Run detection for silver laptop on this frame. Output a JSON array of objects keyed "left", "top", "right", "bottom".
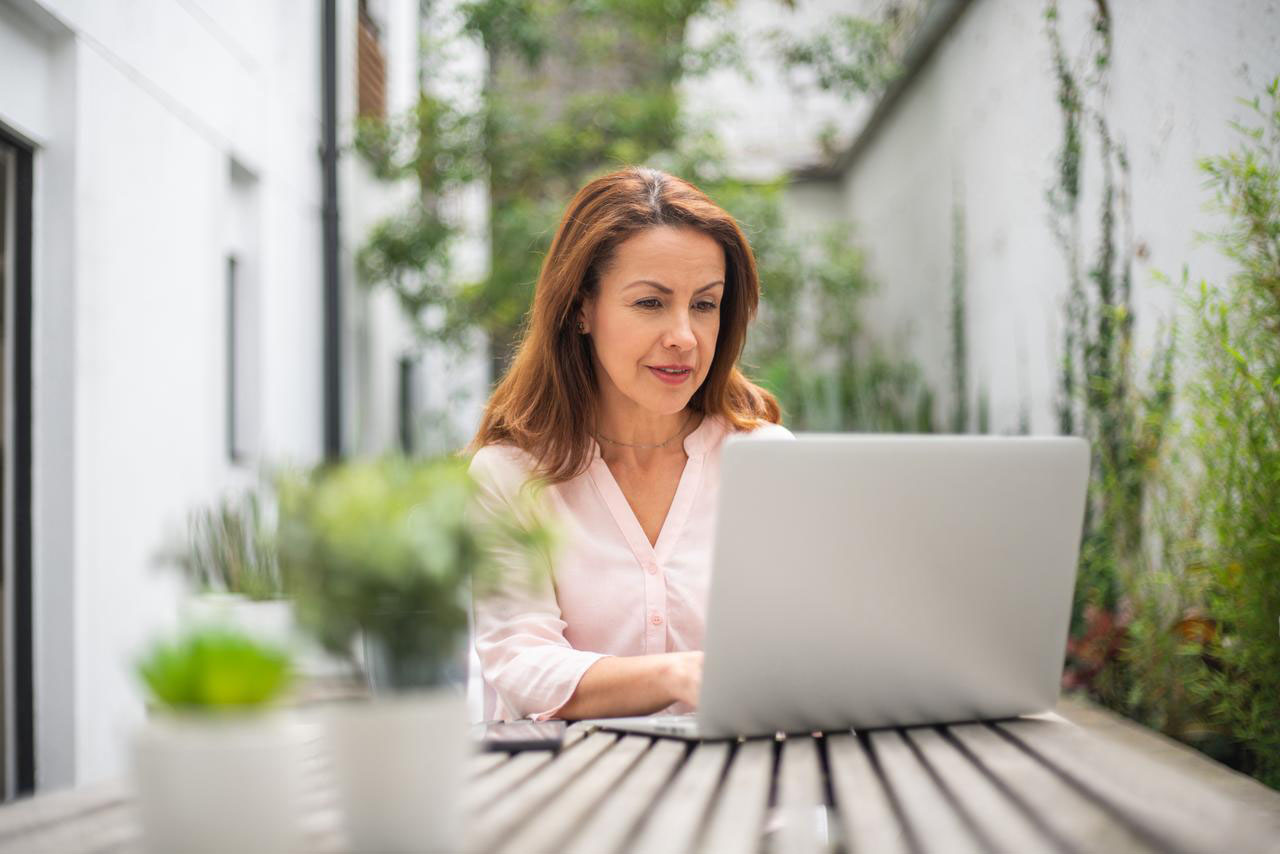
[{"left": 586, "top": 435, "right": 1089, "bottom": 739}]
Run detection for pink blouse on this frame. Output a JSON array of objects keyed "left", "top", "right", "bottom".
[{"left": 469, "top": 414, "right": 794, "bottom": 721}]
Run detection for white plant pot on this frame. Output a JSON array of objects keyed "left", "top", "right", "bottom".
[
  {"left": 131, "top": 713, "right": 310, "bottom": 854},
  {"left": 185, "top": 594, "right": 293, "bottom": 645},
  {"left": 326, "top": 689, "right": 469, "bottom": 853}
]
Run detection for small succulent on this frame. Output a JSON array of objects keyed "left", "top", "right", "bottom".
[{"left": 137, "top": 627, "right": 294, "bottom": 712}]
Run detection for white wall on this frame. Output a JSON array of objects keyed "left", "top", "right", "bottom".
[
  {"left": 0, "top": 0, "right": 444, "bottom": 787},
  {"left": 780, "top": 0, "right": 1280, "bottom": 433}
]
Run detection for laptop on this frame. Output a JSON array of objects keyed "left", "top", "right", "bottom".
[{"left": 585, "top": 434, "right": 1089, "bottom": 739}]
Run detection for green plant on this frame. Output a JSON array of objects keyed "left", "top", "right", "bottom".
[
  {"left": 137, "top": 627, "right": 293, "bottom": 712},
  {"left": 1183, "top": 78, "right": 1280, "bottom": 787},
  {"left": 276, "top": 455, "right": 554, "bottom": 691},
  {"left": 162, "top": 488, "right": 283, "bottom": 601}
]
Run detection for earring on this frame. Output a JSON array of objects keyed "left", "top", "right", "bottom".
[{"left": 576, "top": 321, "right": 586, "bottom": 334}]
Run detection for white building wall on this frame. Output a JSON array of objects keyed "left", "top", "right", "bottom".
[
  {"left": 787, "top": 0, "right": 1280, "bottom": 433},
  {"left": 0, "top": 0, "right": 435, "bottom": 787}
]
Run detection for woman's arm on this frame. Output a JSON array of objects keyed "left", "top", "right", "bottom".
[{"left": 553, "top": 651, "right": 702, "bottom": 720}]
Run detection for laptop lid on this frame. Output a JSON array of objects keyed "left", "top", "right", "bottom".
[{"left": 696, "top": 435, "right": 1089, "bottom": 737}]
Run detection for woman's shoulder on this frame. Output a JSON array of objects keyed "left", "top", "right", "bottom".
[
  {"left": 698, "top": 415, "right": 793, "bottom": 456},
  {"left": 468, "top": 443, "right": 540, "bottom": 494},
  {"left": 737, "top": 419, "right": 796, "bottom": 441}
]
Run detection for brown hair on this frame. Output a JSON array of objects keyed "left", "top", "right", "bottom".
[{"left": 469, "top": 166, "right": 781, "bottom": 483}]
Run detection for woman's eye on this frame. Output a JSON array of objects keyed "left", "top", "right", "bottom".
[
  {"left": 695, "top": 301, "right": 719, "bottom": 312},
  {"left": 634, "top": 298, "right": 662, "bottom": 309}
]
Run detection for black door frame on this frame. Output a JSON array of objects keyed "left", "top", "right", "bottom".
[{"left": 0, "top": 126, "right": 35, "bottom": 795}]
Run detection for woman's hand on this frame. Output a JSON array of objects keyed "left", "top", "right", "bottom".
[
  {"left": 663, "top": 651, "right": 704, "bottom": 708},
  {"left": 551, "top": 651, "right": 705, "bottom": 719}
]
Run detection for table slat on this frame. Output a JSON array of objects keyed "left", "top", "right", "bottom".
[
  {"left": 826, "top": 733, "right": 908, "bottom": 854},
  {"left": 869, "top": 729, "right": 981, "bottom": 854},
  {"left": 698, "top": 739, "right": 774, "bottom": 854},
  {"left": 494, "top": 735, "right": 651, "bottom": 854},
  {"left": 469, "top": 751, "right": 510, "bottom": 778},
  {"left": 769, "top": 737, "right": 832, "bottom": 854},
  {"left": 6, "top": 802, "right": 137, "bottom": 854},
  {"left": 0, "top": 784, "right": 129, "bottom": 845},
  {"left": 998, "top": 718, "right": 1268, "bottom": 853},
  {"left": 465, "top": 731, "right": 617, "bottom": 853},
  {"left": 948, "top": 723, "right": 1154, "bottom": 854},
  {"left": 905, "top": 727, "right": 1052, "bottom": 854},
  {"left": 630, "top": 741, "right": 729, "bottom": 854},
  {"left": 463, "top": 749, "right": 555, "bottom": 814},
  {"left": 562, "top": 737, "right": 687, "bottom": 854}
]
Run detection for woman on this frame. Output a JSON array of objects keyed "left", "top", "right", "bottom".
[{"left": 469, "top": 166, "right": 792, "bottom": 722}]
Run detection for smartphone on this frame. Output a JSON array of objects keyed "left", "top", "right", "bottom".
[{"left": 478, "top": 720, "right": 567, "bottom": 753}]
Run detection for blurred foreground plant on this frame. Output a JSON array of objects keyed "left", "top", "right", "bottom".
[
  {"left": 276, "top": 455, "right": 554, "bottom": 691},
  {"left": 137, "top": 627, "right": 293, "bottom": 712}
]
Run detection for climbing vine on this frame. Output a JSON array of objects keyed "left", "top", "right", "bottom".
[{"left": 1044, "top": 2, "right": 1175, "bottom": 690}]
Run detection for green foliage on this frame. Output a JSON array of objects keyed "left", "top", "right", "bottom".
[
  {"left": 160, "top": 488, "right": 283, "bottom": 601},
  {"left": 137, "top": 627, "right": 293, "bottom": 712},
  {"left": 770, "top": 13, "right": 901, "bottom": 100},
  {"left": 1183, "top": 79, "right": 1280, "bottom": 786},
  {"left": 276, "top": 455, "right": 554, "bottom": 690},
  {"left": 354, "top": 89, "right": 485, "bottom": 341}
]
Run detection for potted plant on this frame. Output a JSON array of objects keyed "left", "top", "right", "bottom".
[
  {"left": 160, "top": 483, "right": 353, "bottom": 678},
  {"left": 131, "top": 626, "right": 307, "bottom": 854},
  {"left": 158, "top": 485, "right": 290, "bottom": 635},
  {"left": 276, "top": 454, "right": 552, "bottom": 853}
]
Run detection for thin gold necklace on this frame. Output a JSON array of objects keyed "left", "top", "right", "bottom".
[{"left": 596, "top": 411, "right": 696, "bottom": 450}]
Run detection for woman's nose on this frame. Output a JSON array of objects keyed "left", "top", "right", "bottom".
[{"left": 663, "top": 311, "right": 697, "bottom": 350}]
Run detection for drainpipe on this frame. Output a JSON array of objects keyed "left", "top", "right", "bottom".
[{"left": 321, "top": 0, "right": 342, "bottom": 461}]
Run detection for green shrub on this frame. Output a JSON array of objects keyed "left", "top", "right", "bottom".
[
  {"left": 1184, "top": 78, "right": 1280, "bottom": 786},
  {"left": 137, "top": 627, "right": 293, "bottom": 712}
]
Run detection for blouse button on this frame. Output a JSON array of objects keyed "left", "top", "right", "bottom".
[{"left": 650, "top": 613, "right": 664, "bottom": 626}]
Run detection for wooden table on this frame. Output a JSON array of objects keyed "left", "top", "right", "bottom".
[{"left": 2, "top": 699, "right": 1277, "bottom": 853}]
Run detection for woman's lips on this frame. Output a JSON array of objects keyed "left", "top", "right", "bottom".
[{"left": 648, "top": 365, "right": 692, "bottom": 385}]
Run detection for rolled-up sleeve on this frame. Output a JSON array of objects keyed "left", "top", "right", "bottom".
[{"left": 469, "top": 446, "right": 609, "bottom": 720}]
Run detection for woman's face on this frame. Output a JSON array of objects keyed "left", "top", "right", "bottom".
[{"left": 580, "top": 226, "right": 726, "bottom": 417}]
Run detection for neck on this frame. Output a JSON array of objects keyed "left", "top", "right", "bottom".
[
  {"left": 594, "top": 398, "right": 699, "bottom": 467},
  {"left": 598, "top": 408, "right": 689, "bottom": 445}
]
